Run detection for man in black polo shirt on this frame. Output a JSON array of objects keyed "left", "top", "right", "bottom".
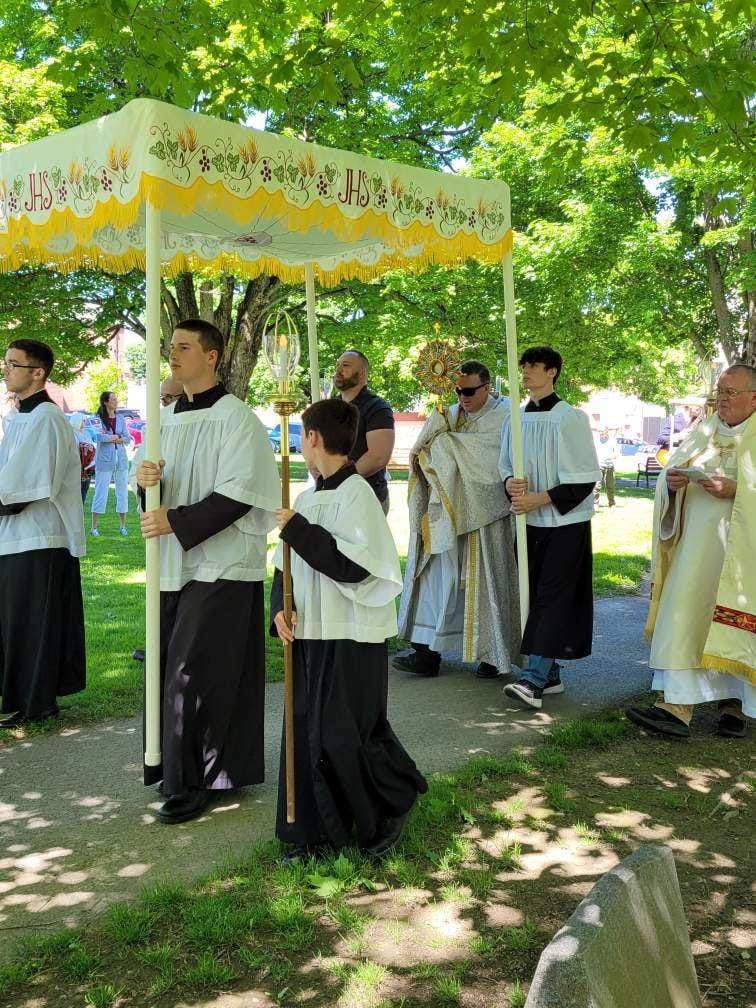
[{"left": 333, "top": 350, "right": 395, "bottom": 514}]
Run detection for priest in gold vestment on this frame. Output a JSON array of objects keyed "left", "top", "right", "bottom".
[{"left": 627, "top": 364, "right": 756, "bottom": 739}]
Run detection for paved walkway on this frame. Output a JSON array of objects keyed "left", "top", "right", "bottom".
[{"left": 0, "top": 593, "right": 651, "bottom": 956}]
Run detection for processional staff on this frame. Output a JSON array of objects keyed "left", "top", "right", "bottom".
[{"left": 263, "top": 310, "right": 301, "bottom": 824}]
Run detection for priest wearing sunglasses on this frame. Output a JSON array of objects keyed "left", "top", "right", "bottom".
[{"left": 395, "top": 361, "right": 521, "bottom": 680}]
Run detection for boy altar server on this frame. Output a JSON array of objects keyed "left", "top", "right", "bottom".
[
  {"left": 498, "top": 346, "right": 601, "bottom": 710},
  {"left": 0, "top": 340, "right": 86, "bottom": 728},
  {"left": 272, "top": 398, "right": 427, "bottom": 860},
  {"left": 137, "top": 318, "right": 280, "bottom": 824}
]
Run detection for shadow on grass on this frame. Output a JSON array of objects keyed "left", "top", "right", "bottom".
[{"left": 1, "top": 711, "right": 750, "bottom": 1008}]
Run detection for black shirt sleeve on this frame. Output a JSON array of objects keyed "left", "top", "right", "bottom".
[
  {"left": 280, "top": 512, "right": 370, "bottom": 582},
  {"left": 365, "top": 399, "right": 395, "bottom": 432},
  {"left": 270, "top": 567, "right": 284, "bottom": 637},
  {"left": 167, "top": 493, "right": 252, "bottom": 551},
  {"left": 0, "top": 502, "right": 28, "bottom": 515},
  {"left": 547, "top": 482, "right": 595, "bottom": 516}
]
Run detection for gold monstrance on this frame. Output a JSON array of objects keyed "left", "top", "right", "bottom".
[
  {"left": 415, "top": 336, "right": 461, "bottom": 413},
  {"left": 263, "top": 309, "right": 300, "bottom": 824}
]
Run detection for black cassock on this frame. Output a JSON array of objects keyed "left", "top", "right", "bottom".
[
  {"left": 143, "top": 385, "right": 265, "bottom": 792},
  {"left": 0, "top": 389, "right": 85, "bottom": 718},
  {"left": 518, "top": 392, "right": 595, "bottom": 661},
  {"left": 272, "top": 467, "right": 427, "bottom": 849},
  {"left": 0, "top": 548, "right": 85, "bottom": 716}
]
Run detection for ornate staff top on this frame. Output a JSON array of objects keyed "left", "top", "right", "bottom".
[{"left": 414, "top": 336, "right": 461, "bottom": 413}]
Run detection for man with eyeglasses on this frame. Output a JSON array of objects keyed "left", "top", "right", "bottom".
[
  {"left": 627, "top": 363, "right": 756, "bottom": 740},
  {"left": 395, "top": 361, "right": 520, "bottom": 680},
  {"left": 498, "top": 346, "right": 601, "bottom": 710},
  {"left": 160, "top": 376, "right": 184, "bottom": 408},
  {"left": 0, "top": 340, "right": 86, "bottom": 729}
]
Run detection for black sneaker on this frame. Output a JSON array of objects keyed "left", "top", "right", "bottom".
[
  {"left": 626, "top": 706, "right": 690, "bottom": 738},
  {"left": 543, "top": 662, "right": 564, "bottom": 695},
  {"left": 503, "top": 679, "right": 543, "bottom": 710}
]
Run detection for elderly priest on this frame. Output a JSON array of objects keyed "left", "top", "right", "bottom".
[{"left": 628, "top": 364, "right": 756, "bottom": 739}]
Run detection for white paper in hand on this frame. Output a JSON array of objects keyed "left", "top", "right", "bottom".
[{"left": 671, "top": 466, "right": 710, "bottom": 483}]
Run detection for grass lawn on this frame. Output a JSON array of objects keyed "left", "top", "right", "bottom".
[
  {"left": 0, "top": 711, "right": 751, "bottom": 1008},
  {"left": 0, "top": 479, "right": 655, "bottom": 737}
]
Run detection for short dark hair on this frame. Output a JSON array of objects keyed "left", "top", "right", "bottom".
[
  {"left": 519, "top": 345, "right": 563, "bottom": 383},
  {"left": 340, "top": 349, "right": 370, "bottom": 372},
  {"left": 174, "top": 318, "right": 225, "bottom": 371},
  {"left": 459, "top": 360, "right": 490, "bottom": 384},
  {"left": 302, "top": 398, "right": 359, "bottom": 456},
  {"left": 8, "top": 339, "right": 54, "bottom": 379}
]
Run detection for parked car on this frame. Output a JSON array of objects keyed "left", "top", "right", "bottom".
[
  {"left": 269, "top": 422, "right": 303, "bottom": 453},
  {"left": 616, "top": 437, "right": 646, "bottom": 456},
  {"left": 126, "top": 417, "right": 145, "bottom": 447}
]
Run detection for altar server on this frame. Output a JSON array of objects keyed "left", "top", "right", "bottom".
[
  {"left": 0, "top": 340, "right": 85, "bottom": 729},
  {"left": 499, "top": 346, "right": 601, "bottom": 709},
  {"left": 137, "top": 318, "right": 280, "bottom": 824},
  {"left": 272, "top": 398, "right": 427, "bottom": 860}
]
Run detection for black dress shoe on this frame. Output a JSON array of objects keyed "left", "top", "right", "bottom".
[
  {"left": 155, "top": 788, "right": 210, "bottom": 824},
  {"left": 132, "top": 649, "right": 145, "bottom": 662},
  {"left": 279, "top": 843, "right": 329, "bottom": 864},
  {"left": 626, "top": 705, "right": 690, "bottom": 738},
  {"left": 717, "top": 713, "right": 746, "bottom": 738},
  {"left": 392, "top": 652, "right": 440, "bottom": 677},
  {"left": 474, "top": 662, "right": 500, "bottom": 679},
  {"left": 364, "top": 810, "right": 411, "bottom": 858},
  {"left": 0, "top": 707, "right": 59, "bottom": 729}
]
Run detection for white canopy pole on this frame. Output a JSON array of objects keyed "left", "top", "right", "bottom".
[
  {"left": 144, "top": 203, "right": 162, "bottom": 772},
  {"left": 502, "top": 251, "right": 530, "bottom": 634},
  {"left": 304, "top": 264, "right": 320, "bottom": 403}
]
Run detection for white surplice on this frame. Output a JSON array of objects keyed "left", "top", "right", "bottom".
[
  {"left": 273, "top": 472, "right": 401, "bottom": 642},
  {"left": 155, "top": 396, "right": 280, "bottom": 591},
  {"left": 0, "top": 403, "right": 84, "bottom": 558}
]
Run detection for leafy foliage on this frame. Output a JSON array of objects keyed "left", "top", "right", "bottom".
[{"left": 0, "top": 0, "right": 752, "bottom": 394}]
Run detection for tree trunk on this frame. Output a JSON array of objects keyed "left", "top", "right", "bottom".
[
  {"left": 157, "top": 271, "right": 282, "bottom": 400},
  {"left": 702, "top": 245, "right": 736, "bottom": 363},
  {"left": 219, "top": 275, "right": 281, "bottom": 398},
  {"left": 740, "top": 232, "right": 755, "bottom": 366}
]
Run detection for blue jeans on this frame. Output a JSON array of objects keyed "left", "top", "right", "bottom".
[{"left": 521, "top": 655, "right": 554, "bottom": 689}]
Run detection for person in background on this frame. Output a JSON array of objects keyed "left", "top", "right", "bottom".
[
  {"left": 499, "top": 346, "right": 601, "bottom": 710},
  {"left": 594, "top": 427, "right": 617, "bottom": 507},
  {"left": 333, "top": 350, "right": 395, "bottom": 514},
  {"left": 160, "top": 376, "right": 184, "bottom": 407},
  {"left": 68, "top": 412, "right": 96, "bottom": 504},
  {"left": 627, "top": 364, "right": 756, "bottom": 739},
  {"left": 0, "top": 339, "right": 86, "bottom": 728},
  {"left": 91, "top": 391, "right": 131, "bottom": 537}
]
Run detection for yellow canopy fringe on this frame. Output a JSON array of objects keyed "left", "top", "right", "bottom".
[
  {"left": 0, "top": 224, "right": 513, "bottom": 287},
  {"left": 1, "top": 173, "right": 513, "bottom": 277}
]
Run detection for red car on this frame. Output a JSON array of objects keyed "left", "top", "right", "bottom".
[{"left": 125, "top": 417, "right": 145, "bottom": 446}]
